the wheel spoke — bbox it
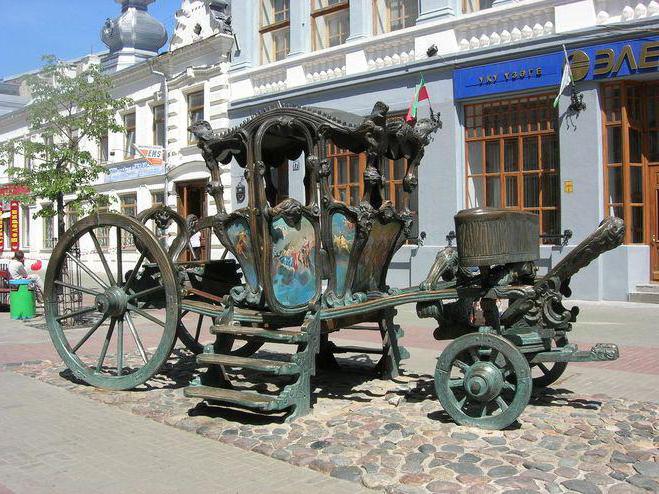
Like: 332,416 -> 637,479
479,404 -> 488,418
127,285 -> 165,302
495,396 -> 509,411
123,253 -> 146,292
128,305 -> 165,328
448,378 -> 464,389
54,280 -> 101,297
454,359 -> 470,373
489,348 -> 499,363
71,314 -> 108,353
537,362 -> 550,374
96,319 -> 116,372
117,318 -> 124,376
125,313 -> 148,364
65,252 -> 108,289
89,230 -> 116,286
503,381 -> 516,391
116,227 -> 123,286
457,395 -> 467,410
468,347 -> 480,363
195,315 -> 204,342
55,305 -> 98,322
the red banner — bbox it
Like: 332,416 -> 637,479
10,201 -> 19,252
0,212 -> 4,252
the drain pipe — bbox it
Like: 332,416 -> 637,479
150,64 -> 170,206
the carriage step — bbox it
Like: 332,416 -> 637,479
210,325 -> 308,344
181,299 -> 224,317
197,353 -> 300,375
183,386 -> 282,410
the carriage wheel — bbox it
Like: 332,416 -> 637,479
435,333 -> 532,430
45,213 -> 180,390
532,336 -> 569,388
177,312 -> 264,356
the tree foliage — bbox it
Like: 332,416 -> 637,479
0,55 -> 132,237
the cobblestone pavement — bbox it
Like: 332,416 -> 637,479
6,348 -> 658,494
1,301 -> 658,493
0,371 -> 367,494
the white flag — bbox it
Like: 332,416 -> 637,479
554,46 -> 573,108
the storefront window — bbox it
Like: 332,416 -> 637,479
21,206 -> 30,249
260,0 -> 290,63
465,94 -> 560,242
603,81 -> 659,244
373,0 -> 417,34
312,0 -> 350,50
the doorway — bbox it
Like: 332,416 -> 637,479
651,165 -> 659,282
176,180 -> 208,261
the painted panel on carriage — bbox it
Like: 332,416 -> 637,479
353,220 -> 402,293
270,217 -> 317,307
226,218 -> 258,289
331,211 -> 356,295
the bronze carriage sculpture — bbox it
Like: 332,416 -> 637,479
44,102 -> 625,430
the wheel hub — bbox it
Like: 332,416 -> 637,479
464,361 -> 504,402
95,286 -> 129,318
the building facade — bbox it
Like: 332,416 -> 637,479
0,0 -> 658,301
226,0 -> 659,301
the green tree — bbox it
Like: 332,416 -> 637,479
0,55 -> 132,239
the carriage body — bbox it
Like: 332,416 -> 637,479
43,101 -> 625,430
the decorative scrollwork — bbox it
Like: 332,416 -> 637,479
266,198 -> 303,227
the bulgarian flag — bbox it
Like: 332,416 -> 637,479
406,75 -> 430,124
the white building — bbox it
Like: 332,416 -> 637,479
0,0 -> 233,263
1,0 -> 658,301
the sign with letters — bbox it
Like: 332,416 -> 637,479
454,36 -> 659,100
10,201 -> 19,252
105,157 -> 165,183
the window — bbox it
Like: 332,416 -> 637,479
66,207 -> 79,229
124,112 -> 136,158
326,137 -> 419,238
152,190 -> 165,207
21,206 -> 30,248
603,81 -> 659,244
99,134 -> 109,163
153,105 -> 166,148
96,206 -> 110,249
462,0 -> 493,14
119,193 -> 137,249
373,0 -> 418,34
188,91 -> 204,143
465,94 -> 560,242
43,215 -> 55,249
25,140 -> 33,169
260,0 -> 290,63
312,0 -> 350,51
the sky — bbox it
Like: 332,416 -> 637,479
0,0 -> 181,79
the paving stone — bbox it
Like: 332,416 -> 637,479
330,466 -> 363,482
488,465 -> 518,478
447,462 -> 483,476
426,480 -> 463,493
633,461 -> 659,478
626,474 -> 659,491
522,461 -> 554,472
561,479 -> 603,494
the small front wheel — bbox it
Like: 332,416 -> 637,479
435,333 -> 532,430
532,336 -> 569,388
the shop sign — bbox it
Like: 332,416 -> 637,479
0,213 -> 3,252
10,201 -> 19,252
454,36 -> 659,100
0,185 -> 30,211
134,145 -> 165,165
105,157 -> 165,184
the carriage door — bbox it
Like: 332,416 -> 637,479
650,165 -> 659,281
176,180 -> 208,261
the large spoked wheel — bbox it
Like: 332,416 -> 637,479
435,333 -> 532,430
177,313 -> 264,356
532,336 -> 569,388
45,213 -> 180,390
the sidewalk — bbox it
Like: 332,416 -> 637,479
0,371 -> 367,494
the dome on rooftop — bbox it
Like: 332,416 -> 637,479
101,0 -> 167,55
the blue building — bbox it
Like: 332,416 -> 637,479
226,0 -> 659,301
